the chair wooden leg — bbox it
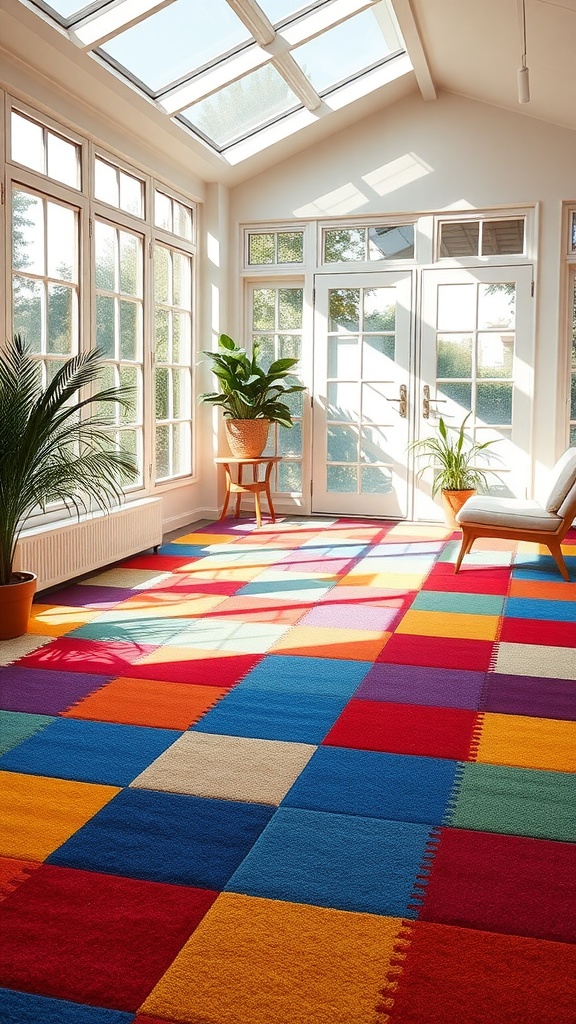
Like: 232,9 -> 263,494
547,541 -> 570,581
253,489 -> 262,529
455,529 -> 475,573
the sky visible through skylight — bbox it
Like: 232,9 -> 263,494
20,0 -> 409,161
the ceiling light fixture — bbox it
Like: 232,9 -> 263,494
517,0 -> 530,103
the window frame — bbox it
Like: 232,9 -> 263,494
562,203 -> 576,447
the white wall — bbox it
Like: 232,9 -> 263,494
230,90 -> 576,484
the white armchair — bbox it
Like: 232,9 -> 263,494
455,447 -> 576,581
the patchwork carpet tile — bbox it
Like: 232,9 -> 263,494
394,609 -> 500,641
237,653 -> 371,698
131,731 -> 316,804
493,641 -> 576,679
47,788 -> 274,888
480,671 -> 576,720
226,806 -> 433,917
377,634 -> 495,671
0,634 -> 53,665
475,711 -> 576,772
121,648 -> 262,685
191,687 -> 348,744
0,711 -> 55,754
0,771 -> 120,860
0,988 -> 134,1024
62,677 -> 230,729
0,864 -> 217,1012
383,921 -> 576,1024
268,624 -> 390,660
142,892 -> 403,1024
323,700 -> 479,760
13,637 -> 157,676
354,663 -> 485,710
26,604 -> 99,636
0,666 -> 111,714
418,827 -> 576,942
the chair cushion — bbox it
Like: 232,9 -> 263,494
541,447 -> 576,512
456,496 -> 562,533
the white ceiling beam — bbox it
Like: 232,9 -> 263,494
70,0 -> 174,49
272,53 -> 322,111
225,0 -> 276,44
390,0 -> 436,100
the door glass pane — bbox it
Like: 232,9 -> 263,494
279,288 -> 303,330
364,288 -> 395,331
327,382 -> 359,420
95,222 -> 116,291
437,283 -> 476,331
173,251 -> 191,308
155,245 -> 170,304
279,422 -> 302,457
477,383 -> 513,424
327,465 -> 358,493
119,232 -> 140,296
360,425 -> 392,463
361,466 -> 393,493
363,336 -> 395,375
437,334 -> 473,378
438,382 -> 472,413
156,424 -> 169,478
96,295 -> 116,357
279,461 -> 302,492
327,424 -> 359,462
328,336 -> 359,379
156,367 -> 170,419
329,289 -> 360,331
478,283 -> 516,329
156,309 -> 169,362
477,332 -> 514,378
174,312 -> 191,363
119,300 -> 138,360
362,382 -> 389,423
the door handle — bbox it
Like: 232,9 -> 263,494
422,384 -> 446,420
389,384 -> 407,418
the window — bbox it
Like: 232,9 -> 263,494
11,110 -> 81,189
439,219 -> 525,258
323,224 -> 415,263
94,156 -> 144,218
251,284 -> 305,493
12,187 -> 79,382
94,219 -> 144,486
247,230 -> 304,266
154,245 -> 194,480
6,103 -> 198,518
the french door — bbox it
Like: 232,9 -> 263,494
311,265 -> 534,520
312,272 -> 413,517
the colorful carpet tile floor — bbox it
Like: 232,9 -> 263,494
1,516 -> 575,1024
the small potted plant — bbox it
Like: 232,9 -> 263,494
199,333 -> 306,458
0,334 -> 138,639
409,412 -> 500,527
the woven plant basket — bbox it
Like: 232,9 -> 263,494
225,418 -> 270,458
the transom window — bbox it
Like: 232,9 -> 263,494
95,156 -> 144,218
11,110 -> 80,189
439,219 -> 525,258
323,224 -> 415,263
247,230 -> 304,266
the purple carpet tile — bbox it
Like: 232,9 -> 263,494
41,585 -> 136,609
300,602 -> 402,632
480,673 -> 576,721
354,663 -> 485,710
0,667 -> 109,714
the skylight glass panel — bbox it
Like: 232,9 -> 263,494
257,0 -> 319,24
35,0 -> 99,19
100,0 -> 252,94
292,6 -> 400,93
180,65 -> 300,149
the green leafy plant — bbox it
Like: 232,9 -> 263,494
199,334 -> 305,428
0,334 -> 138,586
409,413 -> 500,496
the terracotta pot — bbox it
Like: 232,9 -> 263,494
0,571 -> 37,640
441,488 -> 476,529
225,418 -> 270,458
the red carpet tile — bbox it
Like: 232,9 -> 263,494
499,618 -> 576,646
116,554 -> 199,571
0,863 -> 217,1012
422,563 -> 512,595
418,827 -> 576,943
323,701 -> 478,761
377,635 -> 495,671
384,921 -> 576,1024
121,651 -> 263,686
15,637 -> 157,675
0,857 -> 39,901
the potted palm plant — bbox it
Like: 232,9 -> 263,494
409,413 -> 500,527
0,334 -> 138,640
199,334 -> 306,458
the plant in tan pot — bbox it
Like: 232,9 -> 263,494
409,413 -> 501,528
199,334 -> 305,458
0,334 -> 138,640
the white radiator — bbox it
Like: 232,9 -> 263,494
13,497 -> 164,592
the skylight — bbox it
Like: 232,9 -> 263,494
20,0 -> 411,163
